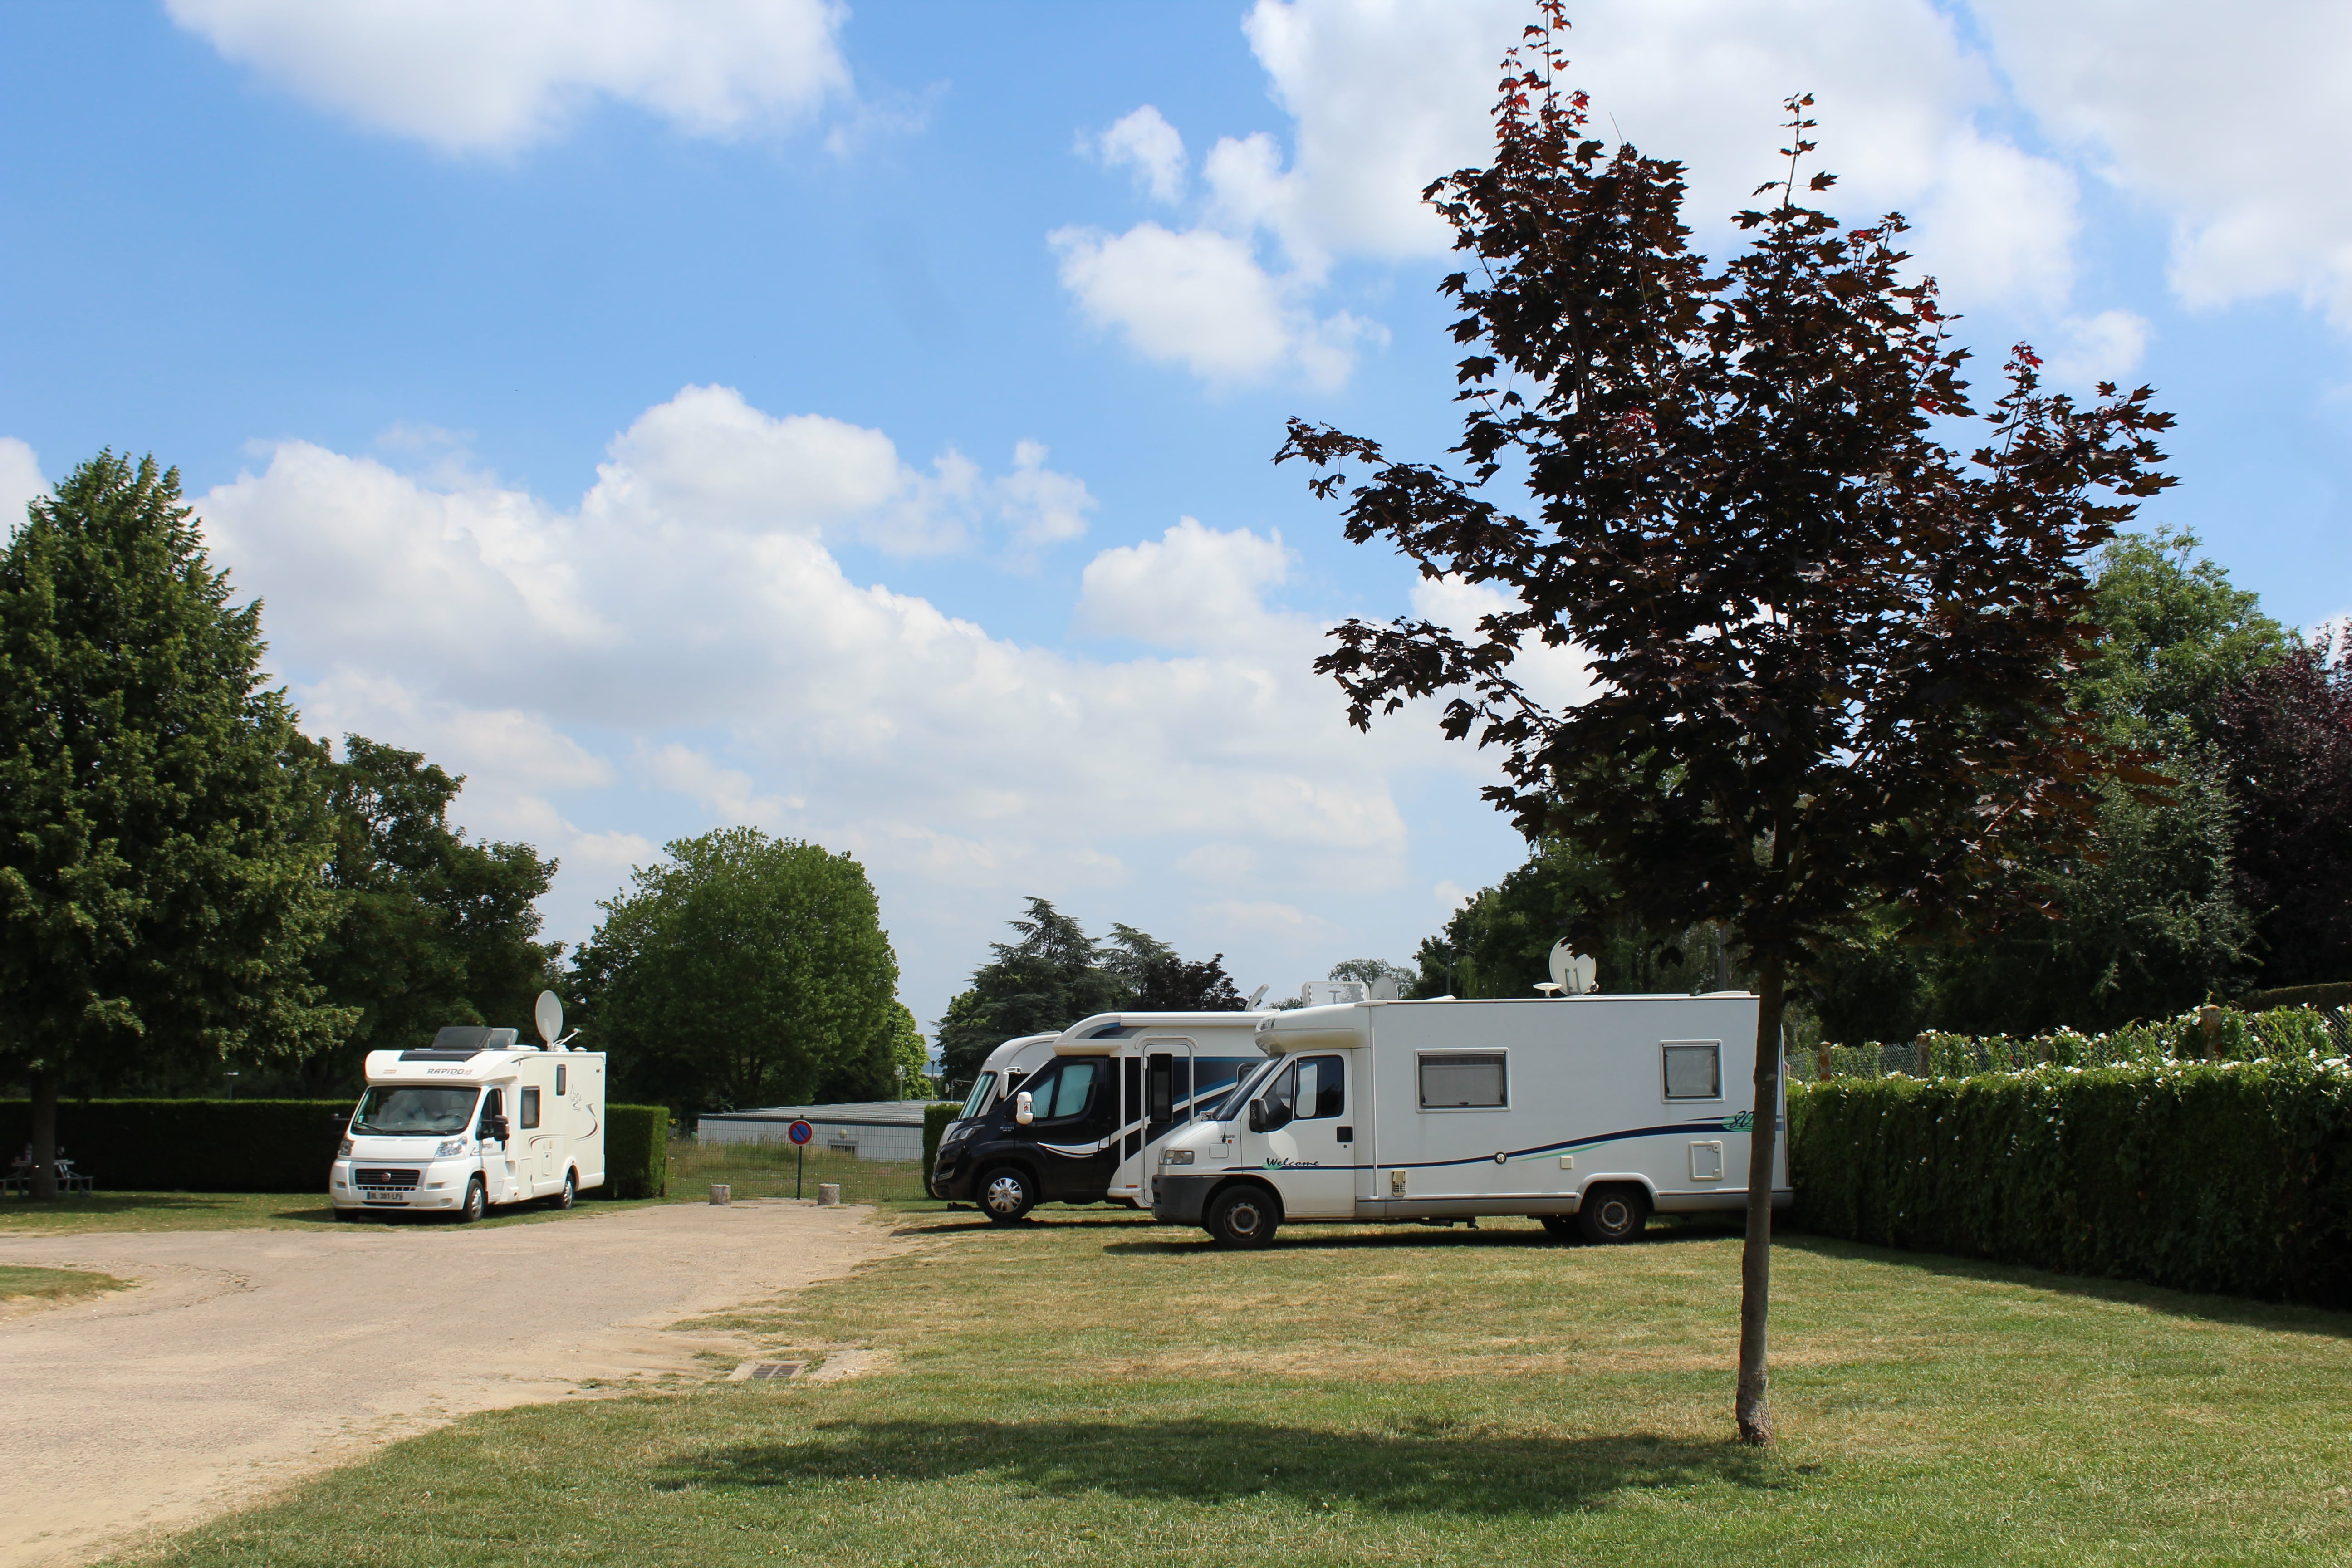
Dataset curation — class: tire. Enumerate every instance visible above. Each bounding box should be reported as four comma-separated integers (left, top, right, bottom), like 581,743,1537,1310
1205,1184,1281,1249
458,1176,488,1224
978,1166,1036,1224
1538,1214,1578,1243
549,1169,577,1211
1576,1184,1649,1245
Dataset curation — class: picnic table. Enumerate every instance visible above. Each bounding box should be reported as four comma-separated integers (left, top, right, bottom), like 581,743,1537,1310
3,1147,93,1195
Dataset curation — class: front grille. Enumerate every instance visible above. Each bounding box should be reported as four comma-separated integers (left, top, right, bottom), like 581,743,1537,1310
353,1167,421,1189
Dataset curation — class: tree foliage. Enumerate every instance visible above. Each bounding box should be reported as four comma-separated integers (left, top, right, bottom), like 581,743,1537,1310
2218,635,2352,988
299,734,559,1088
0,453,347,1196
1278,13,2172,1443
934,899,1246,1086
573,828,901,1116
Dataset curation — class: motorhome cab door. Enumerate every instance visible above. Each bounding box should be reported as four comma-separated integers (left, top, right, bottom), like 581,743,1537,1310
1254,1050,1357,1218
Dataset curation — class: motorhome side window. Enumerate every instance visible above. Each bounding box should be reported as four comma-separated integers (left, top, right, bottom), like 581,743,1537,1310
520,1087,541,1129
1419,1052,1507,1109
555,1066,566,1095
1661,1042,1723,1101
478,1089,503,1136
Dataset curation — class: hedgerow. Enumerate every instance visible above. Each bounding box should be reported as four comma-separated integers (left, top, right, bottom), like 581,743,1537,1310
1789,1053,2352,1306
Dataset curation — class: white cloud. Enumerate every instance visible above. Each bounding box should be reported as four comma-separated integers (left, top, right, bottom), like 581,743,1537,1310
191,388,1496,1019
1074,516,1296,648
1089,105,1188,204
1972,0,2352,323
995,441,1096,549
1058,0,2112,391
1050,220,1380,389
2045,309,2154,389
166,0,848,156
0,438,47,533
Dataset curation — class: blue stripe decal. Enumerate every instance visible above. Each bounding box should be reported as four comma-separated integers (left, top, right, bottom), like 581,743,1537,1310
1254,1115,1769,1173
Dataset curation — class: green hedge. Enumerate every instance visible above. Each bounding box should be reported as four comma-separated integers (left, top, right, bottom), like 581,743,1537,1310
921,1102,960,1181
0,1098,675,1198
604,1104,671,1198
0,1100,351,1192
1789,1058,2352,1306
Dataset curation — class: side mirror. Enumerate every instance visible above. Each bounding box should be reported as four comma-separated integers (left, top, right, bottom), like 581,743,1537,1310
485,1117,509,1142
1246,1099,1267,1133
1014,1091,1034,1126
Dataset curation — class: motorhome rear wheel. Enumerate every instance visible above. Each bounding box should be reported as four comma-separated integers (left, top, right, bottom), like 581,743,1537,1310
1576,1185,1649,1245
550,1169,576,1210
979,1166,1036,1224
1206,1184,1280,1249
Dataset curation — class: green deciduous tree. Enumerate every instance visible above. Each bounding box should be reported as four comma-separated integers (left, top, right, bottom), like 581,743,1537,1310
298,734,560,1089
1278,18,2171,1442
933,901,1249,1086
0,453,349,1197
573,828,901,1117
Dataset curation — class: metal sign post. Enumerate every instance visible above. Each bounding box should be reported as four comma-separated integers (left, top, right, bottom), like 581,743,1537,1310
788,1118,814,1198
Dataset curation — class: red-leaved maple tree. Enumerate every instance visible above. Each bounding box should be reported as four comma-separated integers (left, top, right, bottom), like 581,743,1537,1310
1278,6,2175,1443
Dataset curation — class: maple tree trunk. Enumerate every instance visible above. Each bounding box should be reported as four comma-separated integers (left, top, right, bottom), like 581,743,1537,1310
29,1068,60,1203
1736,958,1786,1445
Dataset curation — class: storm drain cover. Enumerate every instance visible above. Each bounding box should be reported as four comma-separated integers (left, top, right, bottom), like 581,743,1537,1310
730,1360,807,1381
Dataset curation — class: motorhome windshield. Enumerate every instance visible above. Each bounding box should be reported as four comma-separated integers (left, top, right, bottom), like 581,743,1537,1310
352,1085,480,1136
960,1073,998,1121
1212,1058,1281,1121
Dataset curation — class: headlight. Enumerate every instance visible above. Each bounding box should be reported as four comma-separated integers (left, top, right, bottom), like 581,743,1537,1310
1161,1148,1195,1166
338,1137,353,1158
435,1138,467,1157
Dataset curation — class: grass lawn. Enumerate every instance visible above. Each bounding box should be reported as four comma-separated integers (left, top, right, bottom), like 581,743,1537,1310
666,1140,939,1209
108,1204,2352,1567
0,1260,127,1302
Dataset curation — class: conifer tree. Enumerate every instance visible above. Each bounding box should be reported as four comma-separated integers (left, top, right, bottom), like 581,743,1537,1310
0,453,347,1197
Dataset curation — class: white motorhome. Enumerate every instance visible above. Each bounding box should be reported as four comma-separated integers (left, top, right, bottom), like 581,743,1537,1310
329,1024,606,1221
931,1011,1270,1220
1150,993,1787,1247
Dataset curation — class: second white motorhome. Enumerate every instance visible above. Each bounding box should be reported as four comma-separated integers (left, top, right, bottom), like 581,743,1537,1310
1150,993,1787,1246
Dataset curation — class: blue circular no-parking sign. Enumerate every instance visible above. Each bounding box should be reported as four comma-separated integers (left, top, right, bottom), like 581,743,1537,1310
787,1119,814,1145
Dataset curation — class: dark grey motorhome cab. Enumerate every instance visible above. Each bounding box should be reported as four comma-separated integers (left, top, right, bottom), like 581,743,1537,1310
930,1011,1266,1221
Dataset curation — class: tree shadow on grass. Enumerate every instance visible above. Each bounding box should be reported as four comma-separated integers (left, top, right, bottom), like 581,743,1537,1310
0,1192,327,1224
1775,1230,2352,1340
657,1416,1788,1516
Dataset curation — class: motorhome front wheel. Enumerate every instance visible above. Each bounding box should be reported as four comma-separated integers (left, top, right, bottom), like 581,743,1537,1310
980,1167,1035,1224
458,1176,487,1224
1206,1186,1280,1249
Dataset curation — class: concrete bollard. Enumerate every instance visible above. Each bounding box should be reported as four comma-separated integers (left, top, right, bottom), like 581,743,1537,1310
709,1184,731,1205
817,1183,842,1207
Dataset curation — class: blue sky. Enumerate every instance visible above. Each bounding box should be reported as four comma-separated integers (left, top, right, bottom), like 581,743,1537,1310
3,1,2346,1031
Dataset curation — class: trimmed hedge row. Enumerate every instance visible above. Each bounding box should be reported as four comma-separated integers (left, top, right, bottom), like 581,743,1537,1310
605,1104,671,1198
1789,1057,2352,1307
0,1098,675,1198
0,1099,350,1192
920,1102,960,1183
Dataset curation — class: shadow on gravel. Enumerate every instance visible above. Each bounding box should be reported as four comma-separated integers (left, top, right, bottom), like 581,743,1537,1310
657,1415,1788,1515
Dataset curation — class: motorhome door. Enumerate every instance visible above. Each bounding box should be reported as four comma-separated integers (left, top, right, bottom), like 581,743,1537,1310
1122,1037,1196,1200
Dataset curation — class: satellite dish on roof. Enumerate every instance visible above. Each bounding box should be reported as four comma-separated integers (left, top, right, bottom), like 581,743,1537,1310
1548,940,1597,996
534,990,564,1047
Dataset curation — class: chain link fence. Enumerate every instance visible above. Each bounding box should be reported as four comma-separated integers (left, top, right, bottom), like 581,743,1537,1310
1787,1004,2352,1083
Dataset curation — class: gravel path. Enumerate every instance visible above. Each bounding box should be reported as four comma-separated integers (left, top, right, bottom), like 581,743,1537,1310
0,1201,902,1568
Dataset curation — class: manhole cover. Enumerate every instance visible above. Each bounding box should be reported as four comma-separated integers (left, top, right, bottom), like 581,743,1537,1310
730,1360,807,1381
